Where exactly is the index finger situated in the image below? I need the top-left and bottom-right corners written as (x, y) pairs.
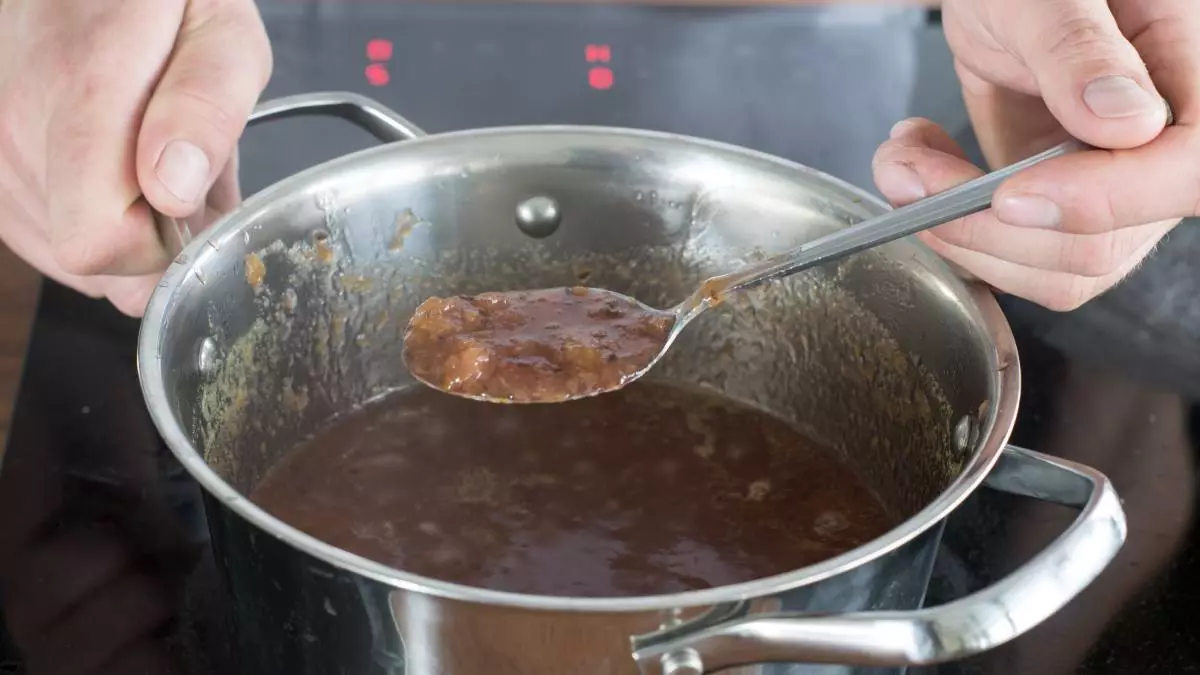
top-left (43, 0), bottom-right (186, 277)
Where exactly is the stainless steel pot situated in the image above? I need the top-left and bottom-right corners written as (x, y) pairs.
top-left (137, 92), bottom-right (1126, 675)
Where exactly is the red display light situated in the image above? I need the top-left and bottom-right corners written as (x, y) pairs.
top-left (588, 67), bottom-right (613, 91)
top-left (365, 63), bottom-right (390, 87)
top-left (585, 44), bottom-right (611, 63)
top-left (367, 39), bottom-right (394, 62)
top-left (585, 44), bottom-right (613, 90)
top-left (365, 38), bottom-right (393, 87)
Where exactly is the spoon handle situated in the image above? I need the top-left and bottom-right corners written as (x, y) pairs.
top-left (718, 138), bottom-right (1088, 294)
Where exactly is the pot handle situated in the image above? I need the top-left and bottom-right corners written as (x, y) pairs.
top-left (153, 91), bottom-right (426, 256)
top-left (630, 444), bottom-right (1127, 674)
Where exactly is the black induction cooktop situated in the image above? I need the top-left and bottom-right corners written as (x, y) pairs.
top-left (1, 4), bottom-right (1197, 675)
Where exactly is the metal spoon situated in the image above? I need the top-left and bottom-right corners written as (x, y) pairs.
top-left (406, 137), bottom-right (1088, 404)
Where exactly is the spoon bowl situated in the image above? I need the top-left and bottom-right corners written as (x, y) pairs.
top-left (402, 287), bottom-right (679, 404)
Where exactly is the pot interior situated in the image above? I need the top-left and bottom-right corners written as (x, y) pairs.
top-left (153, 127), bottom-right (1003, 547)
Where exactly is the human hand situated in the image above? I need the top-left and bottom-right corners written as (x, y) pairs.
top-left (0, 0), bottom-right (272, 316)
top-left (873, 0), bottom-right (1194, 311)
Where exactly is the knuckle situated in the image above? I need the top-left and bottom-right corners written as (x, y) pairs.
top-left (231, 1), bottom-right (275, 85)
top-left (1044, 16), bottom-right (1120, 62)
top-left (874, 146), bottom-right (939, 170)
top-left (163, 67), bottom-right (263, 146)
top-left (185, 2), bottom-right (273, 94)
top-left (249, 28), bottom-right (274, 88)
top-left (171, 86), bottom-right (242, 141)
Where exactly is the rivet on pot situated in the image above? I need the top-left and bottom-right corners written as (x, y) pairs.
top-left (197, 337), bottom-right (219, 375)
top-left (515, 196), bottom-right (562, 238)
top-left (953, 415), bottom-right (978, 455)
top-left (661, 649), bottom-right (704, 675)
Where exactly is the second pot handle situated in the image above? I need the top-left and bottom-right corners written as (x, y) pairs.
top-left (246, 91), bottom-right (427, 142)
top-left (154, 91), bottom-right (425, 256)
top-left (631, 445), bottom-right (1127, 674)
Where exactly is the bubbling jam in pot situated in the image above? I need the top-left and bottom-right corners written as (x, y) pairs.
top-left (402, 287), bottom-right (674, 403)
top-left (251, 383), bottom-right (895, 597)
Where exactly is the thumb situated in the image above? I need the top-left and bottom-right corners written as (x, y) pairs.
top-left (1006, 0), bottom-right (1168, 149)
top-left (137, 0), bottom-right (272, 218)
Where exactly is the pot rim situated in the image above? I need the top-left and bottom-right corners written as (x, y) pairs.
top-left (138, 124), bottom-right (1021, 612)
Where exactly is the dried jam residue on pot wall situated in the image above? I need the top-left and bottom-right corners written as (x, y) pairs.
top-left (250, 381), bottom-right (894, 597)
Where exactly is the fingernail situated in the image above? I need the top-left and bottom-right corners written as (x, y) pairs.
top-left (156, 140), bottom-right (210, 204)
top-left (875, 162), bottom-right (926, 203)
top-left (995, 194), bottom-right (1062, 229)
top-left (1083, 76), bottom-right (1159, 119)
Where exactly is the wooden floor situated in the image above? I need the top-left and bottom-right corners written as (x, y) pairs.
top-left (0, 245), bottom-right (39, 450)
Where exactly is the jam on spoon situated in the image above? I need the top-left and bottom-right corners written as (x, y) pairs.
top-left (402, 287), bottom-right (675, 404)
